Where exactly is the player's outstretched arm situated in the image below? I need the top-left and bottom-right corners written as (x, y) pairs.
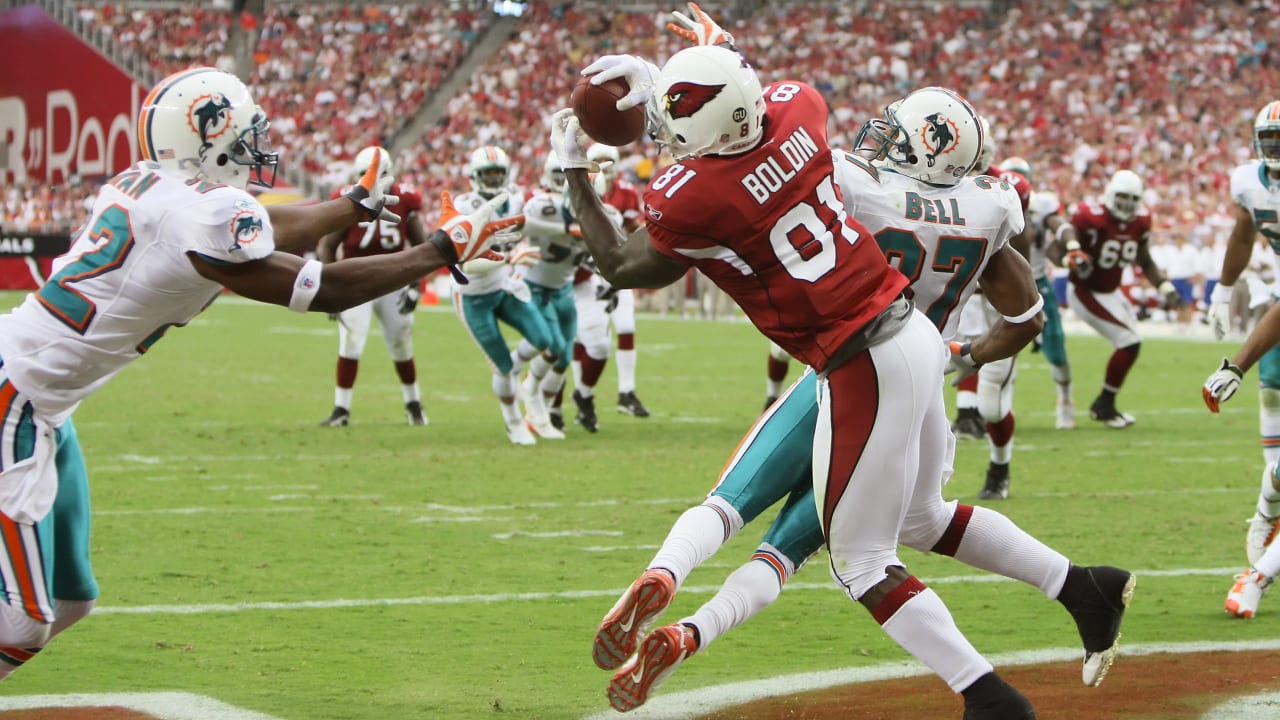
top-left (970, 245), bottom-right (1045, 364)
top-left (552, 109), bottom-right (686, 289)
top-left (267, 155), bottom-right (401, 251)
top-left (1203, 302), bottom-right (1280, 413)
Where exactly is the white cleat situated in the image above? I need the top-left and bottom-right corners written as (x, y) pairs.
top-left (505, 418), bottom-right (537, 446)
top-left (1245, 511), bottom-right (1280, 566)
top-left (525, 416), bottom-right (565, 440)
top-left (1055, 400), bottom-right (1075, 430)
top-left (1225, 568), bottom-right (1270, 619)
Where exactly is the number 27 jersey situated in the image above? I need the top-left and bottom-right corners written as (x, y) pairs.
top-left (643, 81), bottom-right (906, 372)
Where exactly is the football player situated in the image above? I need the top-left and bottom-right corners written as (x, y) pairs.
top-left (0, 67), bottom-right (517, 678)
top-left (1202, 99), bottom-right (1280, 619)
top-left (518, 152), bottom-right (623, 439)
top-left (556, 8), bottom-right (1131, 715)
top-left (317, 148), bottom-right (429, 428)
top-left (1007, 156), bottom-right (1080, 430)
top-left (951, 148), bottom-right (1035, 500)
top-left (1058, 168), bottom-right (1180, 427)
top-left (451, 145), bottom-right (552, 445)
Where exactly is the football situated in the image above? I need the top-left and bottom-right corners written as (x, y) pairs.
top-left (571, 74), bottom-right (646, 147)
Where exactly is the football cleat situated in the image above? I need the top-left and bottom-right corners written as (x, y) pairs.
top-left (319, 406), bottom-right (350, 427)
top-left (1088, 396), bottom-right (1134, 429)
top-left (505, 418), bottom-right (537, 446)
top-left (1055, 399), bottom-right (1075, 430)
top-left (1225, 568), bottom-right (1270, 619)
top-left (951, 408), bottom-right (986, 440)
top-left (607, 623), bottom-right (698, 713)
top-left (1059, 565), bottom-right (1135, 687)
top-left (593, 568), bottom-right (677, 670)
top-left (572, 389), bottom-right (599, 433)
top-left (617, 391), bottom-right (651, 418)
top-left (1246, 510), bottom-right (1280, 566)
top-left (960, 672), bottom-right (1036, 720)
top-left (977, 462), bottom-right (1010, 500)
top-left (405, 401), bottom-right (428, 426)
top-left (525, 416), bottom-right (565, 440)
top-left (548, 407), bottom-right (566, 431)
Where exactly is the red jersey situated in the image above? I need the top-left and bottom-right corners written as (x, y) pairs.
top-left (1068, 201), bottom-right (1152, 293)
top-left (328, 182), bottom-right (424, 258)
top-left (602, 179), bottom-right (644, 231)
top-left (644, 81), bottom-right (907, 371)
top-left (986, 165), bottom-right (1031, 211)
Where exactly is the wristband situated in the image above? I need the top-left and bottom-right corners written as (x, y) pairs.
top-left (288, 259), bottom-right (323, 313)
top-left (1002, 295), bottom-right (1044, 324)
top-left (1209, 283), bottom-right (1233, 303)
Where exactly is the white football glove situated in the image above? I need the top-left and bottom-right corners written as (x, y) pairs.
top-left (944, 341), bottom-right (982, 385)
top-left (581, 54), bottom-right (660, 112)
top-left (344, 150), bottom-right (401, 223)
top-left (667, 2), bottom-right (735, 47)
top-left (1207, 283), bottom-right (1233, 340)
top-left (434, 191), bottom-right (522, 284)
top-left (1203, 358), bottom-right (1244, 414)
top-left (551, 108), bottom-right (606, 173)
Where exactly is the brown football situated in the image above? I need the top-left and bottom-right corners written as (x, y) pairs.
top-left (571, 74), bottom-right (646, 147)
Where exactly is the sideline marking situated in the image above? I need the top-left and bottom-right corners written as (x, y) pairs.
top-left (578, 639), bottom-right (1280, 720)
top-left (0, 691), bottom-right (285, 719)
top-left (91, 567), bottom-right (1238, 616)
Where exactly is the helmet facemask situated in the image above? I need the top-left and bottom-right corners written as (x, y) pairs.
top-left (1255, 128), bottom-right (1280, 171)
top-left (223, 111), bottom-right (278, 189)
top-left (1103, 170), bottom-right (1144, 222)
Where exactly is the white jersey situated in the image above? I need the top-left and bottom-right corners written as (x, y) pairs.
top-left (1026, 190), bottom-right (1061, 281)
top-left (833, 152), bottom-right (1025, 340)
top-left (451, 187), bottom-right (525, 296)
top-left (0, 161), bottom-right (275, 423)
top-left (1231, 162), bottom-right (1280, 271)
top-left (521, 191), bottom-right (620, 290)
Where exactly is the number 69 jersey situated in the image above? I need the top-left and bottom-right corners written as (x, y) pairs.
top-left (0, 161), bottom-right (276, 423)
top-left (642, 80), bottom-right (906, 372)
top-left (832, 152), bottom-right (1026, 341)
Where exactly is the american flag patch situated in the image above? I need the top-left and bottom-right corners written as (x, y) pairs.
top-left (157, 149), bottom-right (176, 159)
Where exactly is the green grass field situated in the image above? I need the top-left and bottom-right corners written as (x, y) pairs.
top-left (0, 291), bottom-right (1274, 719)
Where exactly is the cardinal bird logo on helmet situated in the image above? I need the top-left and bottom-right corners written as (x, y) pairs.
top-left (664, 82), bottom-right (725, 119)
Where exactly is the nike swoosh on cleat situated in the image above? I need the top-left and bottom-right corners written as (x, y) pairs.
top-left (629, 666), bottom-right (644, 684)
top-left (619, 605), bottom-right (639, 633)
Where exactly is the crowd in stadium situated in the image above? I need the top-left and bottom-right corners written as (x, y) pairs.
top-left (5, 0), bottom-right (1280, 318)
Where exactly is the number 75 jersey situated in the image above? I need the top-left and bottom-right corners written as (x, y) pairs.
top-left (832, 153), bottom-right (1026, 341)
top-left (0, 161), bottom-right (276, 422)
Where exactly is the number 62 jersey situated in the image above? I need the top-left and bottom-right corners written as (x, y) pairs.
top-left (0, 161), bottom-right (277, 423)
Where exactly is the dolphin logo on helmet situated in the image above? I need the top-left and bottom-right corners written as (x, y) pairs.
top-left (921, 113), bottom-right (957, 168)
top-left (189, 94), bottom-right (233, 147)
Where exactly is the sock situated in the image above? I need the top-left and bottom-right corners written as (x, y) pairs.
top-left (649, 500), bottom-right (743, 591)
top-left (986, 413), bottom-right (1014, 464)
top-left (1103, 345), bottom-right (1140, 392)
top-left (335, 357), bottom-right (358, 408)
top-left (682, 556), bottom-right (784, 649)
top-left (956, 374), bottom-right (979, 410)
top-left (529, 354), bottom-right (552, 383)
top-left (932, 505), bottom-right (1071, 598)
top-left (616, 346), bottom-right (638, 395)
top-left (511, 340), bottom-right (539, 376)
top-left (1261, 388), bottom-right (1280, 465)
top-left (766, 355), bottom-right (789, 399)
top-left (580, 354), bottom-right (607, 393)
top-left (1260, 462), bottom-right (1280, 519)
top-left (874, 579), bottom-right (992, 692)
top-left (1051, 362), bottom-right (1072, 402)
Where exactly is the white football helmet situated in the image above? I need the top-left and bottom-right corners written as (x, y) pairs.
top-left (542, 152), bottom-right (566, 192)
top-left (1001, 156), bottom-right (1032, 182)
top-left (138, 67), bottom-right (277, 189)
top-left (587, 143), bottom-right (621, 181)
top-left (1103, 169), bottom-right (1143, 222)
top-left (1254, 101), bottom-right (1280, 171)
top-left (468, 145), bottom-right (511, 197)
top-left (855, 86), bottom-right (983, 186)
top-left (973, 115), bottom-right (995, 174)
top-left (649, 45), bottom-right (765, 160)
top-left (351, 146), bottom-right (392, 184)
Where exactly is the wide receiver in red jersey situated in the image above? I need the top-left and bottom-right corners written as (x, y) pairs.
top-left (554, 27), bottom-right (1038, 720)
top-left (1059, 169), bottom-right (1179, 428)
top-left (317, 147), bottom-right (430, 427)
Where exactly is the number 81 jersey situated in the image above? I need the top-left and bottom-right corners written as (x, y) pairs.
top-left (832, 153), bottom-right (1025, 341)
top-left (642, 80), bottom-right (906, 372)
top-left (0, 161), bottom-right (276, 422)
